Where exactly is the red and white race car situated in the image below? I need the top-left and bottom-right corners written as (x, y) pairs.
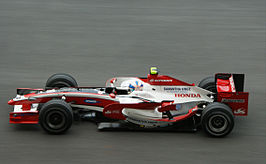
top-left (8, 67), bottom-right (249, 137)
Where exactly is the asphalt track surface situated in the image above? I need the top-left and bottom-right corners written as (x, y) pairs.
top-left (0, 0), bottom-right (265, 164)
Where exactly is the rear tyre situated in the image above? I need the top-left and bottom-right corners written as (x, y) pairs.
top-left (198, 76), bottom-right (217, 93)
top-left (39, 100), bottom-right (73, 134)
top-left (45, 73), bottom-right (78, 89)
top-left (201, 102), bottom-right (234, 137)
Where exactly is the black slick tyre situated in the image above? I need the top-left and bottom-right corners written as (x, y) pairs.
top-left (201, 102), bottom-right (234, 137)
top-left (39, 99), bottom-right (73, 134)
top-left (45, 73), bottom-right (78, 89)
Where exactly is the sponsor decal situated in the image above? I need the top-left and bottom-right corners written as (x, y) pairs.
top-left (84, 99), bottom-right (100, 104)
top-left (105, 110), bottom-right (111, 114)
top-left (234, 108), bottom-right (246, 114)
top-left (129, 81), bottom-right (143, 91)
top-left (105, 110), bottom-right (120, 114)
top-left (177, 93), bottom-right (201, 98)
top-left (13, 113), bottom-right (36, 117)
top-left (112, 110), bottom-right (120, 114)
top-left (218, 86), bottom-right (230, 92)
top-left (221, 99), bottom-right (245, 103)
top-left (164, 87), bottom-right (191, 92)
top-left (149, 79), bottom-right (172, 83)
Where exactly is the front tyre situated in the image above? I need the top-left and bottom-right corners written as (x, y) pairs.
top-left (201, 102), bottom-right (234, 137)
top-left (39, 100), bottom-right (73, 134)
top-left (45, 73), bottom-right (78, 89)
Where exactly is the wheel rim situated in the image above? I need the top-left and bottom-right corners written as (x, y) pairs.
top-left (46, 110), bottom-right (66, 130)
top-left (208, 114), bottom-right (228, 133)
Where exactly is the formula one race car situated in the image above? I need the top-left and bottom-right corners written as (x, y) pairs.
top-left (8, 67), bottom-right (249, 137)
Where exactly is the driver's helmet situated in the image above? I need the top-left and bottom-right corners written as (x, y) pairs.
top-left (121, 79), bottom-right (144, 92)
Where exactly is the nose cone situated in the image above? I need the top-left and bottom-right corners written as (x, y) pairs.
top-left (8, 99), bottom-right (14, 105)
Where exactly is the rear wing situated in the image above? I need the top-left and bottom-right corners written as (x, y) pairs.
top-left (215, 73), bottom-right (249, 116)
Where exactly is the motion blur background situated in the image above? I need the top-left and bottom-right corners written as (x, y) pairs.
top-left (0, 0), bottom-right (265, 163)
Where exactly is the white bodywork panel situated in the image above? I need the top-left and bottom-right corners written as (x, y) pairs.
top-left (122, 108), bottom-right (162, 119)
top-left (107, 77), bottom-right (214, 104)
top-left (122, 108), bottom-right (169, 127)
top-left (106, 77), bottom-right (214, 126)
